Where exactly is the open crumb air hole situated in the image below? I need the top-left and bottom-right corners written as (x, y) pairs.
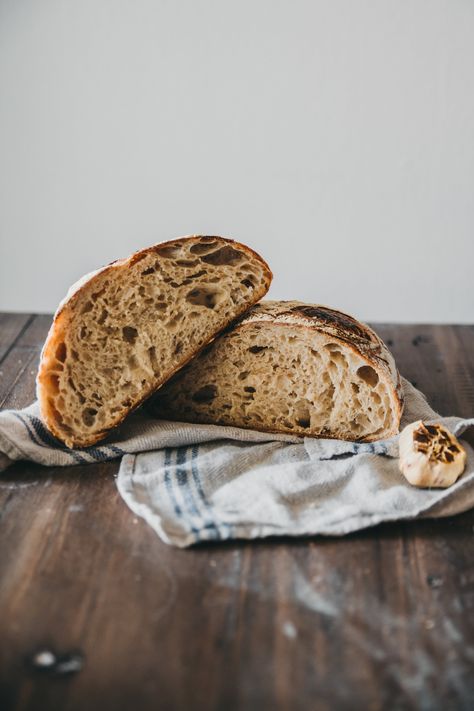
top-left (186, 287), bottom-right (221, 309)
top-left (200, 246), bottom-right (244, 265)
top-left (82, 408), bottom-right (97, 427)
top-left (189, 241), bottom-right (219, 255)
top-left (122, 326), bottom-right (138, 344)
top-left (357, 365), bottom-right (379, 387)
top-left (56, 343), bottom-right (67, 362)
top-left (192, 384), bottom-right (217, 403)
top-left (241, 278), bottom-right (254, 288)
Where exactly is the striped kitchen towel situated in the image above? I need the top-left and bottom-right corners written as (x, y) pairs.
top-left (1, 378), bottom-right (473, 547)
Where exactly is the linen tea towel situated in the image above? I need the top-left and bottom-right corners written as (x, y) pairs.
top-left (1, 378), bottom-right (473, 547)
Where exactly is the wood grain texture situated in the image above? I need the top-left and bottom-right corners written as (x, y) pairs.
top-left (0, 316), bottom-right (473, 711)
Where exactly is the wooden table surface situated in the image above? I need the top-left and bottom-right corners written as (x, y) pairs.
top-left (1, 313), bottom-right (473, 711)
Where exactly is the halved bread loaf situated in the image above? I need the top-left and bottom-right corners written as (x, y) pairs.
top-left (151, 301), bottom-right (404, 441)
top-left (37, 236), bottom-right (272, 447)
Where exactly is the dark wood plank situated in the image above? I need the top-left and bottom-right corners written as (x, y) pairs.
top-left (0, 313), bottom-right (35, 362)
top-left (0, 315), bottom-right (52, 410)
top-left (374, 323), bottom-right (474, 418)
top-left (1, 319), bottom-right (474, 711)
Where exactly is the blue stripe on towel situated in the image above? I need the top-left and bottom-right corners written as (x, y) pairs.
top-left (163, 447), bottom-right (183, 518)
top-left (175, 446), bottom-right (202, 540)
top-left (167, 446), bottom-right (227, 542)
top-left (106, 444), bottom-right (126, 457)
top-left (28, 415), bottom-right (126, 462)
top-left (190, 445), bottom-right (221, 540)
top-left (14, 413), bottom-right (88, 465)
top-left (190, 444), bottom-right (234, 541)
top-left (26, 414), bottom-right (120, 463)
top-left (175, 446), bottom-right (188, 487)
top-left (80, 445), bottom-right (115, 462)
top-left (14, 413), bottom-right (126, 463)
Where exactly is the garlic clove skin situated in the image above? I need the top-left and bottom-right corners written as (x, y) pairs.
top-left (399, 420), bottom-right (466, 488)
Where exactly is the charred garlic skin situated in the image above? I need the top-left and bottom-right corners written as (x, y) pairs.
top-left (399, 420), bottom-right (466, 488)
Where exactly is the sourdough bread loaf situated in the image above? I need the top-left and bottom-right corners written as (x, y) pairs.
top-left (151, 300), bottom-right (404, 441)
top-left (37, 236), bottom-right (272, 447)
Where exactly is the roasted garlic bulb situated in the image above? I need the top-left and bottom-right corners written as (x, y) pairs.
top-left (399, 420), bottom-right (466, 488)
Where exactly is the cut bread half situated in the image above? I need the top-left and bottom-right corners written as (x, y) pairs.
top-left (37, 236), bottom-right (272, 447)
top-left (151, 301), bottom-right (404, 442)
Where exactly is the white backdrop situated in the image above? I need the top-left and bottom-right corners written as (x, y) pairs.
top-left (1, 0), bottom-right (473, 322)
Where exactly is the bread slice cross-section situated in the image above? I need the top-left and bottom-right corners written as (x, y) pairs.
top-left (150, 300), bottom-right (404, 442)
top-left (37, 236), bottom-right (272, 447)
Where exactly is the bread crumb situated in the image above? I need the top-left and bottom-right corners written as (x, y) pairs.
top-left (282, 621), bottom-right (297, 639)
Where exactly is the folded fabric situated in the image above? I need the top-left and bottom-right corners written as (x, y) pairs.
top-left (0, 379), bottom-right (473, 547)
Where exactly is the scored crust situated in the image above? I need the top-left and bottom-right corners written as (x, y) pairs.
top-left (151, 300), bottom-right (404, 442)
top-left (242, 300), bottom-right (404, 418)
top-left (37, 236), bottom-right (272, 447)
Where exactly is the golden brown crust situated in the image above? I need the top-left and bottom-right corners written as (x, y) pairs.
top-left (37, 236), bottom-right (272, 447)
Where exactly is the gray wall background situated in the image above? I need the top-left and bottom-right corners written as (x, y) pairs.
top-left (1, 0), bottom-right (473, 322)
